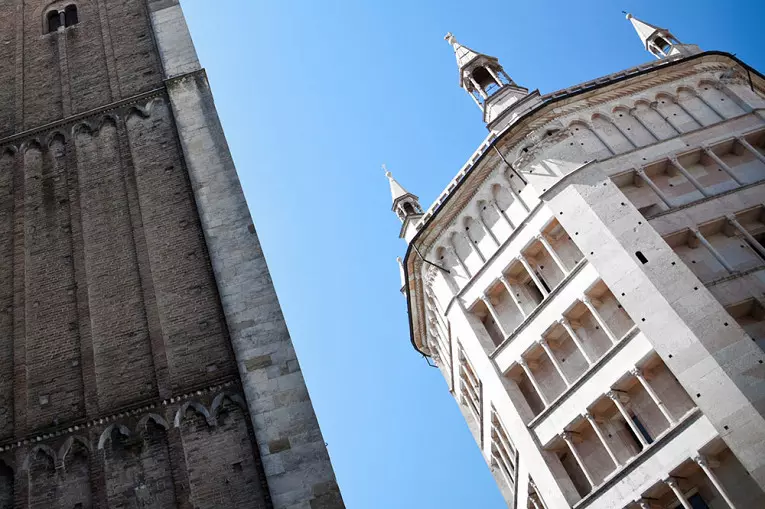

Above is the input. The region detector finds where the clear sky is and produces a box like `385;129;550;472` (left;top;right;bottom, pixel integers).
180;1;765;507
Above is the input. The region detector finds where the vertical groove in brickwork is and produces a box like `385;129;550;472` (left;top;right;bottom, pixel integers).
23;141;84;429
94;0;119;100
11;148;25;436
0;152;15;439
67;136;98;419
65;2;111;115
0;1;16;137
56;31;71;118
166;427;192;509
12;0;22;133
21;2;62;130
73;122;155;410
115;116;169;398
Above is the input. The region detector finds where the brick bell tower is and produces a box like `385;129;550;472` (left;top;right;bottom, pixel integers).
0;1;344;508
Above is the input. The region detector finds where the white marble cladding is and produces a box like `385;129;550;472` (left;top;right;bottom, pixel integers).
407;53;765;509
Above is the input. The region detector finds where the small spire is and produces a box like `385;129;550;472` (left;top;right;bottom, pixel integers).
624;13;698;59
625;12;665;46
444;32;482;72
383;164;413;204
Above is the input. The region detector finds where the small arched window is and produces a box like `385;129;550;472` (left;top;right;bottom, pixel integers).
47;10;61;33
64;5;79;27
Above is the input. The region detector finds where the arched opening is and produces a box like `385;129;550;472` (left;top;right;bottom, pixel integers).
472;66;500;96
64;5;79;27
653;36;672;54
402;202;415;216
47;10;61;33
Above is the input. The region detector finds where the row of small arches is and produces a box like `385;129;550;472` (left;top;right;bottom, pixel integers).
0;97;165;158
46;4;79;33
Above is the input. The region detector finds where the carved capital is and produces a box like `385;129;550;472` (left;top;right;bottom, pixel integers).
694;455;708;468
664;477;679;489
629;367;643;379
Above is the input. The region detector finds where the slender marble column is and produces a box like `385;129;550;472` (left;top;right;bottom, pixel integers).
631;368;676;425
561;432;595;488
607;391;647;448
582;296;618;344
449;244;471;277
559;318;593;365
727;214;765;260
469;75;488;99
481;294;508;339
736;136;765;165
635;168;674;209
519;255;549;297
669;157;711;197
703;147;744;185
477;213;500;247
664;478;693;509
628;108;659;141
519;359;548;406
691;228;735;274
650;102;681;134
695;455;739;509
537;234;568;275
528;494;543;509
465;232;486;263
491;200;515;229
584;412;619;468
539;339;570;387
500;276;527;319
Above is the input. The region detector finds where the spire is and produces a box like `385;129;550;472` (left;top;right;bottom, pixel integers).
383;165;423;241
384;164;410;203
443;33;529;123
625;13;700;59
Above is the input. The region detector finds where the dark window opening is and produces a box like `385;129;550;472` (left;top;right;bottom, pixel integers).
472;66;501;96
47;10;61;33
745;232;765;262
688;493;709;509
402;202;415;216
636;251;648;264
64;5;78;27
535;271;551;294
654;36;672;54
631;415;653;444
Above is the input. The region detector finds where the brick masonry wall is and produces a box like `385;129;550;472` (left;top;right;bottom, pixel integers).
0;1;292;507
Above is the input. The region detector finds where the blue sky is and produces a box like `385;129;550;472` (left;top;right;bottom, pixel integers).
180;2;765;507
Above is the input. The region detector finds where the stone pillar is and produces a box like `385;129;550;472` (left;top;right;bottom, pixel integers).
628;108;659;141
669;158;711;197
449;245;472;278
650;102;681;134
537;234;568;275
481;294;508;339
519;359;548;406
664;478;693;509
584;412;619;468
703;147;744;185
691;228;735;274
726;214;765;260
631;368;676;425
519;255;549;297
491;200;515;229
695;455;739;509
635;168;674;209
469;75;488;99
486;66;504;88
500;276;527;319
607;391;648;448
477;214;500;246
559;318;593;365
582;296;618;344
539;339;570;387
736;137;765;165
560;432;595;488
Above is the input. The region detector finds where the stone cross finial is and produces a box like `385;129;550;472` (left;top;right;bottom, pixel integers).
382;163;391;179
444;32;456;45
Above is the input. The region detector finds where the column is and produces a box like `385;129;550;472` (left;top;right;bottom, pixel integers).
674;100;704;127
528;495;543;509
582;296;618;344
628;108;659;141
695;455;739;509
539;339;570;387
477;214;500;246
669;158;711;198
635;169;674;209
735;137;765;165
727;214;765;260
519;359;548;406
491;200;515;229
465;233;486;263
519;255;549;297
631;368;676;425
486;66;504;88
703;147;744;185
587;123;616;155
500;275;527;319
537;234;568;275
449;245;472;277
469;75;488;99
664;478;693;509
480;294;508;339
584;412;619;468
691;228;736;274
607;391;648;448
559;318;593;365
650;102;681;134
560;432;595;489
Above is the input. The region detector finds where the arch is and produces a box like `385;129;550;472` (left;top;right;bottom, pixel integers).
591;112;634;152
97;423;131;450
567;119;613;156
59;436;91;464
448;232;471;278
654;92;697;132
697;79;746;118
19;139;43;154
1;146;17;159
135;413;169;434
72;121;95;137
46;9;60;33
45;130;67;148
632;99;676;140
22;445;57;471
611;105;655;146
126;97;165;120
210;392;247;417
676;85;721;125
96;114;119;132
174;400;215;428
64;4;78;27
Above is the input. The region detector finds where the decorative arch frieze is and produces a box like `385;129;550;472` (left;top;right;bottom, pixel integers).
174;400;216;428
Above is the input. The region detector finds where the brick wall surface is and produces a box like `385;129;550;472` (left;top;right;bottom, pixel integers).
0;1;299;507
